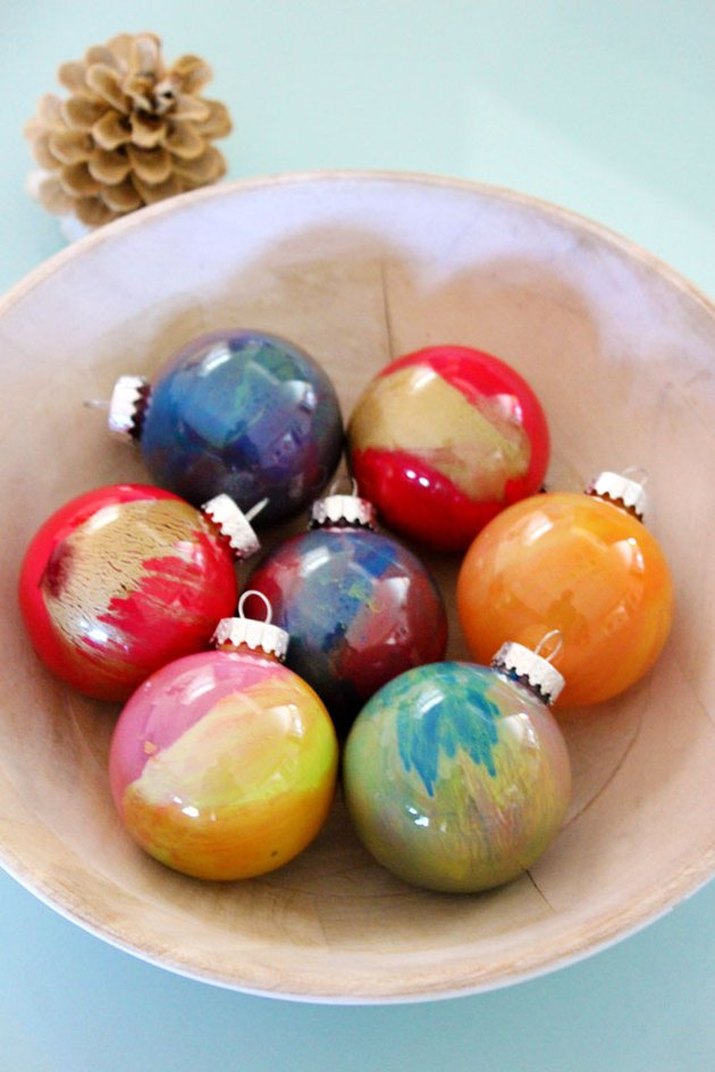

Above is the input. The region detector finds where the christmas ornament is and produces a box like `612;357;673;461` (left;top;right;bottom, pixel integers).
108;592;338;880
343;637;571;893
25;32;231;229
347;344;549;552
456;471;674;708
109;329;344;524
18;483;258;702
245;483;448;736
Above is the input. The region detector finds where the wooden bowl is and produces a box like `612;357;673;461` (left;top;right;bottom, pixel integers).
1;172;713;1002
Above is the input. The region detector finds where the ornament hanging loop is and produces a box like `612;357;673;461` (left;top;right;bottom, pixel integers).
238;589;273;624
245;498;269;524
534;629;563;664
327;474;360;497
621;465;649;487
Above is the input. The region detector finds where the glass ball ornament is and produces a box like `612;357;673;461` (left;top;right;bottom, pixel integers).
18;484;257;702
245;485;448;736
456;471;674;708
342;638;571;893
108;592;339;881
346;344;549;552
109;328;344;526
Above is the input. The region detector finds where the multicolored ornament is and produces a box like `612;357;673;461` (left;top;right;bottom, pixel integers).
347;344;549;552
18;483;258;702
108;593;339;881
343;638;571;893
108;328;344;525
456;471;674;708
245;484;448;736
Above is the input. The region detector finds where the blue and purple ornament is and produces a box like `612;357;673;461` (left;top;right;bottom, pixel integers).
108;329;344;526
245;484;448;736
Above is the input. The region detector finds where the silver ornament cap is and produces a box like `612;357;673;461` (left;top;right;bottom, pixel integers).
491;639;565;705
107;375;151;441
586;470;647;521
310;493;376;529
212;591;289;661
201;494;261;559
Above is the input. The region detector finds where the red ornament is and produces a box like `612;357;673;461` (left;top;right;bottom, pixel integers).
18;484;253;702
347;345;550;551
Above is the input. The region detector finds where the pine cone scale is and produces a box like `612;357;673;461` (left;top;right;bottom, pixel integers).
58;62;88;93
62;96;108;133
26;131;58;170
172;146;225;184
171;55;213;93
171;94;212;122
126;144;173;184
92;111;133;150
87;148;132;185
101;177;144;212
195;100;232;139
163;122;205;160
76;196;116;227
59;162;103;197
130;112;168;148
48;129;93;165
85;64;130;112
132;172;183;205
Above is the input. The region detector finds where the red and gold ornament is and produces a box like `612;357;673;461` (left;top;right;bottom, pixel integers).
19;483;259;701
347;344;549;552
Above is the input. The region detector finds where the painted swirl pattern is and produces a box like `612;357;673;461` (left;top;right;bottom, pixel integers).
140;329;344;524
347;345;549;551
109;650;338;880
18;484;238;701
246;527;448;736
343;662;571;893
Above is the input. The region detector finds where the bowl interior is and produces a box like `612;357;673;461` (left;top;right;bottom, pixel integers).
1;172;714;1001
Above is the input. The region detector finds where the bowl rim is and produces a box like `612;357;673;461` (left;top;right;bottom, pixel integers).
4;168;713;317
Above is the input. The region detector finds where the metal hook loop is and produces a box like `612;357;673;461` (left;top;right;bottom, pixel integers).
237;590;272;624
534;629;564;663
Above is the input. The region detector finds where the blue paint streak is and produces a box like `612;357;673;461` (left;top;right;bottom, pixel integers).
393;663;501;795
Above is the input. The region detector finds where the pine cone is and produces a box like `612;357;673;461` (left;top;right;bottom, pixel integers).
25;32;232;227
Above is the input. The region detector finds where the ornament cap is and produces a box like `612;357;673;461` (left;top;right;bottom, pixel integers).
309;479;376;530
491;635;565;705
213;591;289;661
586;469;647;521
201;494;261;559
108;375;151;441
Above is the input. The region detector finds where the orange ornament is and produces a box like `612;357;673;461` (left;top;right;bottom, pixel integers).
456;473;674;710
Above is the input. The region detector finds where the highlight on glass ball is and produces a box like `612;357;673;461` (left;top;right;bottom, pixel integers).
346;344;550;552
18;483;254;702
245;483;448;737
456;470;674;709
108;593;339;881
342;640;571;893
108;328;344;526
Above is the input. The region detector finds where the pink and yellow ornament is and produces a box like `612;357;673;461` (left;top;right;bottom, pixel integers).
108;594;339;880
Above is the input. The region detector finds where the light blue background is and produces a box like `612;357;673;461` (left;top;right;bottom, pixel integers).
2;3;714;1069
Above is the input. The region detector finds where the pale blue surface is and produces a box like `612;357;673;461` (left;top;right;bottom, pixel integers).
2;3;714;1069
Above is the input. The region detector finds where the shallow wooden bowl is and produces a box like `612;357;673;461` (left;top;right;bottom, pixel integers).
1;172;714;1002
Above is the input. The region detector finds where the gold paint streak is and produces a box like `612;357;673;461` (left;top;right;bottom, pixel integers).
44;499;204;651
349;366;530;499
